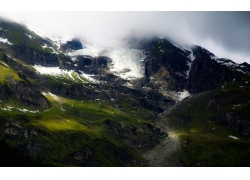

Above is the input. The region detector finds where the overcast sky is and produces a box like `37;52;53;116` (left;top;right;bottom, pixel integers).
0;11;250;64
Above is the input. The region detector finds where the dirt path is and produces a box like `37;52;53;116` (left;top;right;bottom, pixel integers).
143;106;183;167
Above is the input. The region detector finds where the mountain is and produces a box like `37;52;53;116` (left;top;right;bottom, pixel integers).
0;18;250;167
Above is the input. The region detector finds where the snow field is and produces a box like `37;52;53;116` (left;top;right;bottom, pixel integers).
69;47;146;80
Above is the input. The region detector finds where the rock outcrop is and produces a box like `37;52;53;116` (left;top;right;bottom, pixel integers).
59;38;83;52
187;47;235;94
220;111;250;136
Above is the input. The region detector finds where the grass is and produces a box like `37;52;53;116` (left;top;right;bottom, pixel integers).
30;116;101;139
0;62;23;84
169;81;250;166
25;92;153;166
0;19;53;53
0;55;165;166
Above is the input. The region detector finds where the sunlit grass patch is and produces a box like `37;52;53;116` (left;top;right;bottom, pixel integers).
30;116;101;139
0;62;23;83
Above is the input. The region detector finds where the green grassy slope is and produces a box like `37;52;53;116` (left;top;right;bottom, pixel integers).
0;18;52;52
166;73;250;166
0;56;164;166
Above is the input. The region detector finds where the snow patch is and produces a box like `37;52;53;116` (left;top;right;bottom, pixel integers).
49;47;60;54
0;37;12;45
167;90;191;101
78;71;99;83
125;82;134;87
49;37;69;51
41;44;60;54
33;65;63;75
33;65;98;83
0;61;9;68
17;108;39;113
229;135;239;140
178;90;191;100
211;57;250;76
180;46;195;79
25;33;33;39
233;104;241;106
236;69;247;75
42;44;48;49
42;92;61;101
0;106;39;113
0;106;13;111
49;92;60;101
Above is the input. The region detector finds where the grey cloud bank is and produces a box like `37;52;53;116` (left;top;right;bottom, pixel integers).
0;11;250;64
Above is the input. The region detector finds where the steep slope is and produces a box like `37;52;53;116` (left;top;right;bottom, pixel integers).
0;54;50;109
188;46;237;93
124;37;250;166
165;79;250;166
155;46;250;166
0;58;169;166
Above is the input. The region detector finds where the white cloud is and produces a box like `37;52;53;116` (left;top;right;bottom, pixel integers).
198;39;250;64
0;12;250;64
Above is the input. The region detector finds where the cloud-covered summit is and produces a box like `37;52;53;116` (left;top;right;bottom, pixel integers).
0;11;250;63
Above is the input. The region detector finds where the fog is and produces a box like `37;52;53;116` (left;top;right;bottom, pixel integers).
0;11;250;63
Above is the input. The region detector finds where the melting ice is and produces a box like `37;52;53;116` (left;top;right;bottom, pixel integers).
69;46;146;80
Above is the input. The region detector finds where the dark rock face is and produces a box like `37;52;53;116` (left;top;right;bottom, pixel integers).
60;38;83;52
205;97;222;111
3;118;43;157
178;114;192;124
0;31;11;41
73;146;93;161
130;77;151;88
220;111;250;136
8;45;73;70
2;54;40;80
95;73;124;84
104;119;166;150
75;55;111;74
0;71;50;109
0;139;44;167
49;82;174;118
145;39;191;91
64;146;98;167
0;84;11;101
240;62;250;73
108;85;175;115
11;44;60;66
61;138;140;167
76;55;93;68
187;47;235;94
5;76;50;109
50;84;109;101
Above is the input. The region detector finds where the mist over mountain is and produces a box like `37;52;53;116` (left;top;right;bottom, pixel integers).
1;12;250;64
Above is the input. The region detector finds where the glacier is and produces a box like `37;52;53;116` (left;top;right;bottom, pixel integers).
69;46;146;80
